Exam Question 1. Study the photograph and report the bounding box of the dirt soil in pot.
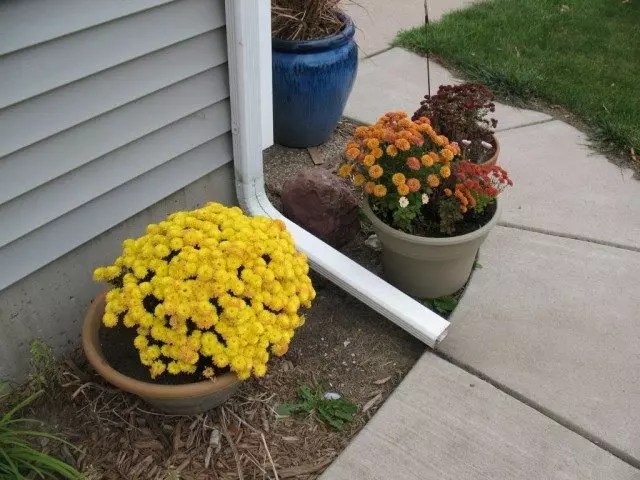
[20,119,427,480]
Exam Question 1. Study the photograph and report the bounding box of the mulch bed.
[20,119,425,479]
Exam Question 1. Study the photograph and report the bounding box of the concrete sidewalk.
[322,1,640,478]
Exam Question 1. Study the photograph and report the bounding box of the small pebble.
[324,392,342,400]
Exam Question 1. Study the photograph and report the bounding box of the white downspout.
[224,0,449,348]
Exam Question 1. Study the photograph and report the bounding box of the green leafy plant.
[0,390,82,479]
[424,295,458,315]
[276,385,358,431]
[27,339,56,390]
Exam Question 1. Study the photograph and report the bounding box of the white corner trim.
[224,0,449,348]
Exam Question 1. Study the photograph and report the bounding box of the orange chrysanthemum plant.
[338,112,512,236]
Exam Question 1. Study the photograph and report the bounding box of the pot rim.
[272,13,355,53]
[484,134,500,165]
[82,292,239,400]
[363,198,502,246]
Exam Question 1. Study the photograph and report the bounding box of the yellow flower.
[362,154,376,167]
[397,184,410,196]
[392,173,406,186]
[150,361,166,378]
[103,312,118,328]
[373,184,387,197]
[353,174,366,186]
[386,145,398,157]
[338,163,354,177]
[440,166,451,178]
[427,174,440,188]
[421,154,434,167]
[444,188,453,197]
[368,165,384,179]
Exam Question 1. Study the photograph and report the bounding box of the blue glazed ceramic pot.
[272,15,358,148]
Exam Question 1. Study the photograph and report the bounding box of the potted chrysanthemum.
[412,83,500,166]
[338,112,512,298]
[84,203,315,415]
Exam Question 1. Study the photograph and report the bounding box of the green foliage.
[0,391,82,479]
[438,198,464,235]
[276,385,358,431]
[424,296,459,315]
[392,198,423,232]
[28,339,56,390]
[394,0,640,170]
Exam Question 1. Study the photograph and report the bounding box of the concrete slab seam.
[495,118,555,133]
[434,349,640,471]
[497,222,640,253]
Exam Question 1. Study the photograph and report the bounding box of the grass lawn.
[394,0,640,167]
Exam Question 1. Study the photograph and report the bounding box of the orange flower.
[386,145,398,157]
[421,154,434,167]
[406,178,421,192]
[427,174,440,188]
[383,132,398,143]
[440,166,451,178]
[444,188,453,197]
[434,135,449,146]
[398,118,412,128]
[397,183,410,196]
[353,173,366,186]
[369,164,384,179]
[372,147,384,159]
[365,181,376,194]
[460,205,468,214]
[395,138,411,151]
[338,164,353,177]
[410,134,424,146]
[440,148,454,162]
[392,173,407,186]
[365,138,380,150]
[428,151,440,163]
[449,142,461,155]
[373,184,387,197]
[346,142,359,150]
[363,154,376,167]
[355,126,369,138]
[345,147,360,160]
[406,156,421,171]
[415,116,430,125]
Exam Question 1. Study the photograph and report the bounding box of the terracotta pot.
[362,199,501,299]
[480,135,500,167]
[82,292,240,415]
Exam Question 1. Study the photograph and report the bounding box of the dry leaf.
[373,376,392,385]
[362,393,383,413]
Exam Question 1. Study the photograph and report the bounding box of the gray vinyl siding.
[0,0,233,291]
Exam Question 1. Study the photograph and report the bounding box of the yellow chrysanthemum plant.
[338,112,512,235]
[93,203,315,381]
